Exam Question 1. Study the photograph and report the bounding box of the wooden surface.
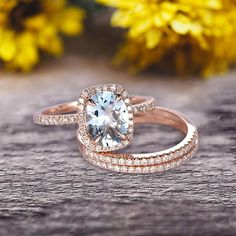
[0,27,236,236]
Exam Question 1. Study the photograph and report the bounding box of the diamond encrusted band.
[34,96,155,126]
[78,107,198,173]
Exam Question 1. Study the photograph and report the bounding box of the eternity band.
[78,107,198,173]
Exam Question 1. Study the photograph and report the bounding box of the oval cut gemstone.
[86,91,129,147]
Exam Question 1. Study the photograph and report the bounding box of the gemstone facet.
[86,91,130,148]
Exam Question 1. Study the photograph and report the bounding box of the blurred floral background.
[0,0,236,76]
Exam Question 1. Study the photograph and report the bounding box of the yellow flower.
[0,0,85,71]
[98,0,236,76]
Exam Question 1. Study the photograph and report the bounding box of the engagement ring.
[34,84,155,152]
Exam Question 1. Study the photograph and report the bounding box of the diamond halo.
[77,84,134,152]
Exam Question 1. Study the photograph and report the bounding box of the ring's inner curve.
[134,107,188,134]
[43,102,77,115]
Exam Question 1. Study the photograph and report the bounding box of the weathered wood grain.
[0,26,236,236]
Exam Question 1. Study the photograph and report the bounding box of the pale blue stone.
[86,91,129,147]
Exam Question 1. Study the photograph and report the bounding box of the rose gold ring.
[34,84,155,126]
[78,107,198,173]
[33,84,156,152]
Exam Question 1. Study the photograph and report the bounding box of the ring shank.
[78,107,198,173]
[33,95,155,125]
[42,101,78,115]
[134,107,188,133]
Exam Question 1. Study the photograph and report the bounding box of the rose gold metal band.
[33,95,155,126]
[78,107,198,173]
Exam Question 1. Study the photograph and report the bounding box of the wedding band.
[78,107,198,173]
[34,84,156,151]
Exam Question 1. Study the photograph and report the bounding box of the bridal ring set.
[34,84,198,174]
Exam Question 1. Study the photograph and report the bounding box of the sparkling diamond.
[86,91,130,148]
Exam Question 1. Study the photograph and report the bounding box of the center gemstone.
[86,91,129,147]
